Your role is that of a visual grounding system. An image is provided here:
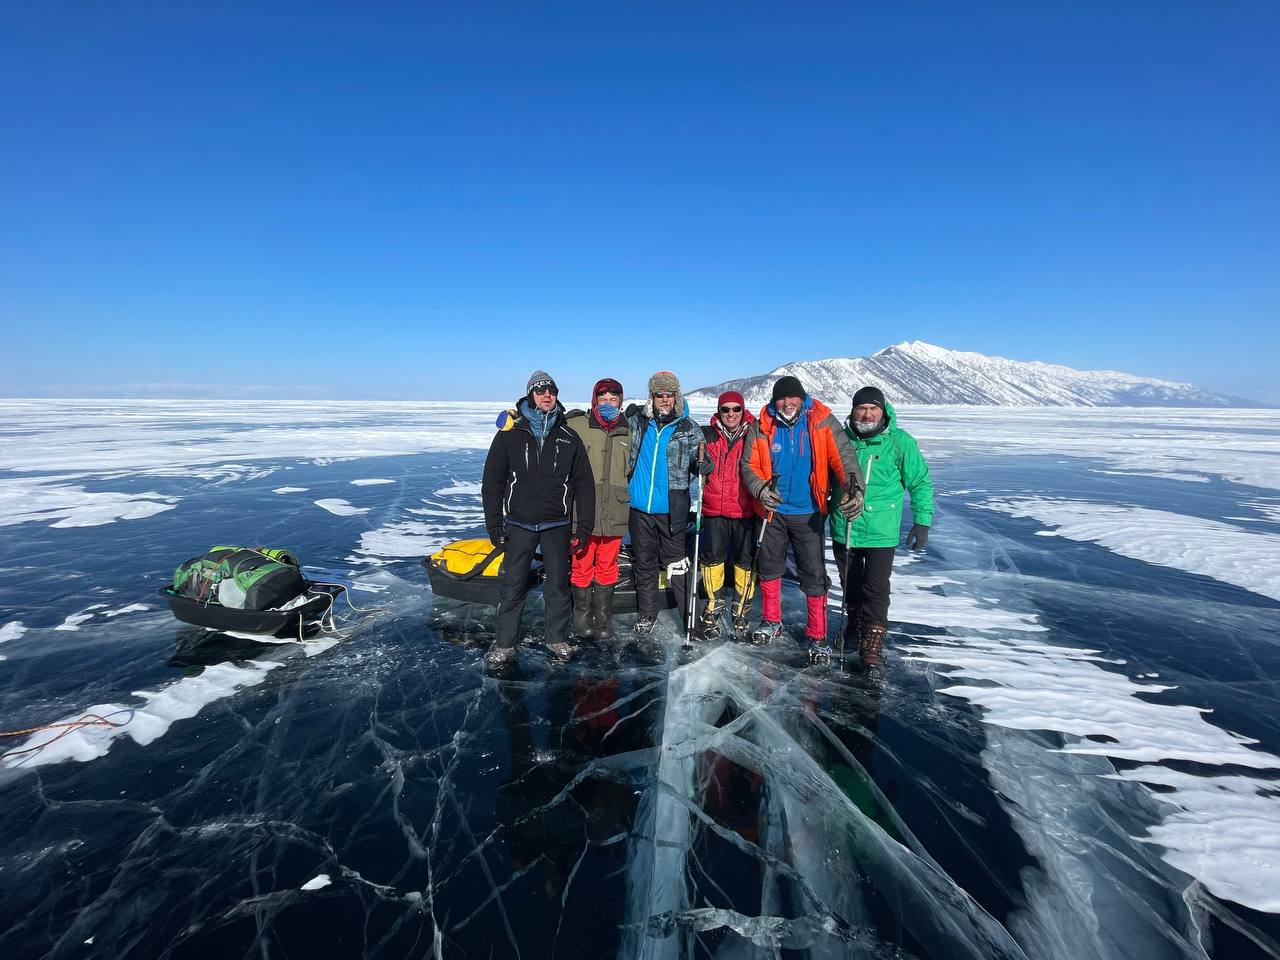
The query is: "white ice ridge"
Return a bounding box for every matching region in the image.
[272,486,309,494]
[300,874,332,891]
[313,498,369,517]
[1106,766,1280,914]
[0,476,179,529]
[54,604,108,631]
[978,497,1280,602]
[350,478,394,486]
[3,660,282,769]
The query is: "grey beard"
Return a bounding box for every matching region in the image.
[853,419,882,435]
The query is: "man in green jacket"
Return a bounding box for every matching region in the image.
[828,386,934,669]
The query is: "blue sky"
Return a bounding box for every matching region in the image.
[1,2,1276,402]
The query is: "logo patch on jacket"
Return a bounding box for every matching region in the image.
[771,443,782,454]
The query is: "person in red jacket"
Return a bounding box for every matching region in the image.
[695,391,758,640]
[740,376,864,653]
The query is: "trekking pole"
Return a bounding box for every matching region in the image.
[685,442,707,647]
[735,477,778,626]
[838,454,875,660]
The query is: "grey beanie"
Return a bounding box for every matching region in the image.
[526,370,557,395]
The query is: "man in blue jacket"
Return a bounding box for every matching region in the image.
[624,370,711,636]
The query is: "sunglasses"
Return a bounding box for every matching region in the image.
[532,385,558,396]
[653,391,675,399]
[718,405,743,413]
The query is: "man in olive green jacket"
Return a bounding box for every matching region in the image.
[829,387,934,669]
[565,377,631,639]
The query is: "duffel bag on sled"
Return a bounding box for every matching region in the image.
[423,539,676,612]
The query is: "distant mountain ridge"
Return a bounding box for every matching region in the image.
[689,341,1259,408]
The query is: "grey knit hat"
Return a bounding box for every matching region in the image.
[526,370,557,395]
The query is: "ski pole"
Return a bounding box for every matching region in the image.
[838,454,875,658]
[735,477,778,623]
[685,442,707,647]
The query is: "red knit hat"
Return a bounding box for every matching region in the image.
[717,390,745,409]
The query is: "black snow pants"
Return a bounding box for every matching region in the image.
[702,515,756,570]
[831,543,895,626]
[494,524,571,650]
[628,508,689,625]
[757,511,827,596]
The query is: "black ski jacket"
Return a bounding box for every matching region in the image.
[482,400,596,543]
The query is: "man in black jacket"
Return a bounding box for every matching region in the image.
[482,370,596,668]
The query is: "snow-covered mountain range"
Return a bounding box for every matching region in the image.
[689,341,1259,408]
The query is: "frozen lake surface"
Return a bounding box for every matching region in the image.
[1,399,1278,959]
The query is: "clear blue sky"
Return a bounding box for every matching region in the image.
[2,2,1277,402]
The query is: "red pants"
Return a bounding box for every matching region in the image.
[570,535,622,587]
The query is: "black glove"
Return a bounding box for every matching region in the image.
[624,402,642,418]
[837,487,863,519]
[758,486,781,510]
[488,529,506,551]
[570,531,590,555]
[697,458,714,477]
[907,524,929,550]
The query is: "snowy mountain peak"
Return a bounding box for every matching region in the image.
[690,343,1258,408]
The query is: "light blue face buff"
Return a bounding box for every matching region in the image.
[596,403,620,421]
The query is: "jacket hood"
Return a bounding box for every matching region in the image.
[845,399,897,437]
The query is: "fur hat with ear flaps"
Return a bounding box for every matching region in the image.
[645,370,683,419]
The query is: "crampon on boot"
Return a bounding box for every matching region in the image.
[859,623,888,669]
[634,615,657,636]
[751,620,783,645]
[695,603,722,642]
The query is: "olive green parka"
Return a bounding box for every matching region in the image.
[566,409,632,537]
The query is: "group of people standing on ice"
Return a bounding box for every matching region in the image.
[479,368,934,672]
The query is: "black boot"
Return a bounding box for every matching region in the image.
[592,582,616,640]
[572,584,596,640]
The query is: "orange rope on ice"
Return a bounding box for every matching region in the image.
[0,710,134,764]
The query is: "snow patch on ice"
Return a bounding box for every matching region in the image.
[1106,766,1280,913]
[102,603,149,618]
[54,605,108,632]
[0,477,179,529]
[272,486,309,494]
[0,622,25,643]
[351,521,450,561]
[3,660,282,769]
[435,481,482,496]
[300,874,332,891]
[314,498,369,517]
[350,478,394,486]
[978,497,1280,602]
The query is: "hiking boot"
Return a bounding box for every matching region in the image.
[634,615,657,636]
[485,646,517,670]
[572,585,596,640]
[545,641,574,661]
[750,620,783,646]
[591,582,617,640]
[859,623,887,668]
[731,611,750,638]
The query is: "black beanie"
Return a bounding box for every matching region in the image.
[851,386,886,411]
[772,375,806,404]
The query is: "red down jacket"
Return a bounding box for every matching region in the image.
[700,410,757,519]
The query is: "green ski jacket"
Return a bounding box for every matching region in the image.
[828,402,934,548]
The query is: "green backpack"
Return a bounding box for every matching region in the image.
[172,546,305,610]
